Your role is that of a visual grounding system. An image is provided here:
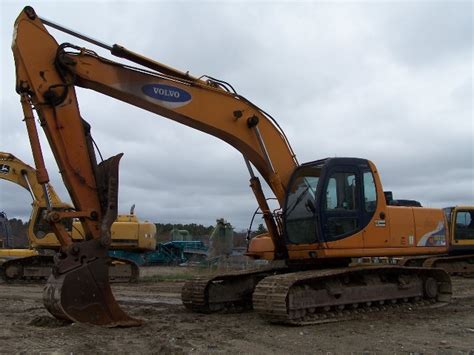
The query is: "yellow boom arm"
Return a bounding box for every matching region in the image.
[0,152,70,248]
[0,152,64,206]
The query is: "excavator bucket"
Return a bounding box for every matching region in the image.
[43,154,141,327]
[43,239,142,327]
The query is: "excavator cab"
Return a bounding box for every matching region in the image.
[32,207,73,240]
[284,158,377,245]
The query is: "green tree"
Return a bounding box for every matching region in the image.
[250,223,267,238]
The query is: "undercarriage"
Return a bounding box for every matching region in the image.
[399,254,474,276]
[0,255,139,283]
[182,264,452,325]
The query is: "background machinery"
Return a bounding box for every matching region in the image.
[1,151,211,273]
[110,238,207,266]
[0,211,39,264]
[0,151,156,282]
[11,7,457,326]
[399,206,474,275]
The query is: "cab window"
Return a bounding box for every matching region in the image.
[363,171,377,212]
[322,172,359,239]
[324,172,358,211]
[454,211,474,240]
[284,166,321,244]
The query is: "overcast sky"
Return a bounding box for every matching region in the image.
[0,0,472,231]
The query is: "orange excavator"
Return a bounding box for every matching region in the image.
[12,7,457,327]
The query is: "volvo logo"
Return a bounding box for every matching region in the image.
[142,84,192,108]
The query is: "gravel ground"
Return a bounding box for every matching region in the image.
[0,270,473,353]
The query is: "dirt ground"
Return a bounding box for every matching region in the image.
[0,268,473,354]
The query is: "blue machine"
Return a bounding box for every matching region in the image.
[108,240,208,266]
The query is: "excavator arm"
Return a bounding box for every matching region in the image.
[13,8,143,326]
[13,8,300,256]
[12,7,298,326]
[14,16,120,247]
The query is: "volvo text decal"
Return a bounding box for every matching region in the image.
[142,84,192,109]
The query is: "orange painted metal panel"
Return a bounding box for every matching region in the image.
[413,208,447,247]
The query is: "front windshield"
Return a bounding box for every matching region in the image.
[284,165,321,244]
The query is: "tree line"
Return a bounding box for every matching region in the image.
[1,218,267,249]
[0,218,29,248]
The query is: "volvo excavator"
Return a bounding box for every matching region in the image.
[11,7,456,326]
[0,151,156,282]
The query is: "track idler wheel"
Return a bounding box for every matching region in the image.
[43,239,142,327]
[4,263,23,280]
[423,277,439,299]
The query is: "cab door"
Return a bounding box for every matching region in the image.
[319,168,362,245]
[318,164,375,248]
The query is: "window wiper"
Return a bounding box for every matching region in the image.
[285,186,310,217]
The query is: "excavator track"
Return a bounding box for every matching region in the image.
[423,254,474,276]
[1,256,54,282]
[0,255,139,283]
[398,255,434,267]
[253,265,451,325]
[399,254,474,276]
[182,264,287,313]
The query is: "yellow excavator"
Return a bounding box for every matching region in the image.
[0,151,156,282]
[11,7,471,327]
